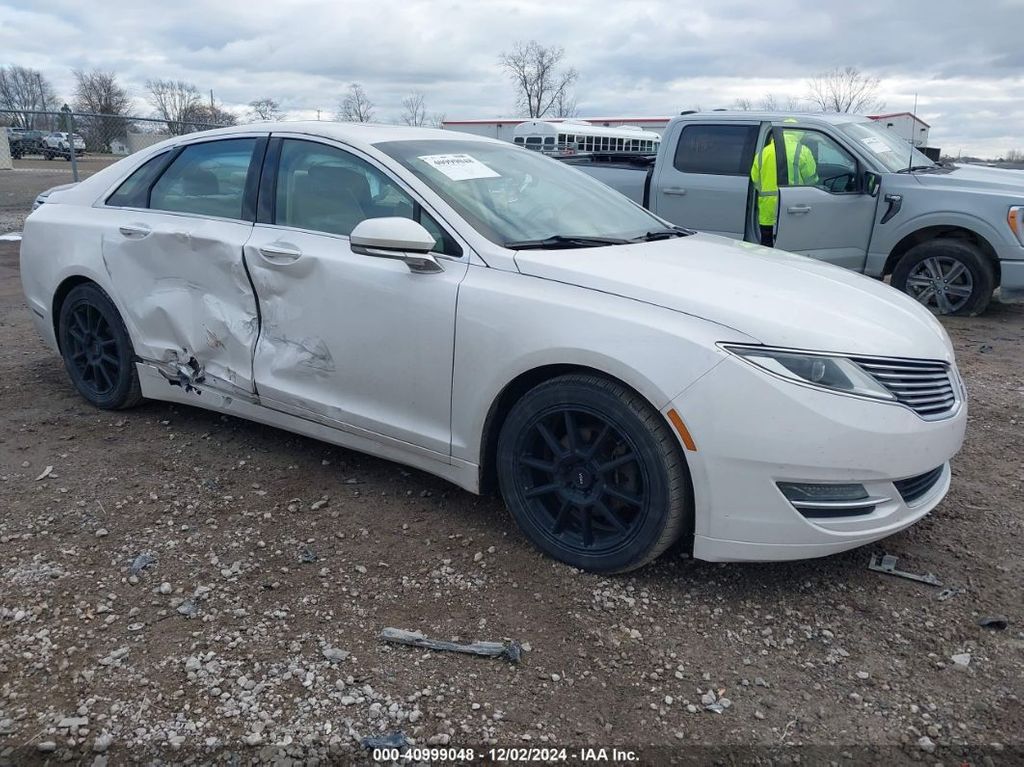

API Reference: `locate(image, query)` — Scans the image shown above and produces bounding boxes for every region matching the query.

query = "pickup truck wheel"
[58,283,143,410]
[497,374,691,573]
[43,150,53,160]
[892,240,995,316]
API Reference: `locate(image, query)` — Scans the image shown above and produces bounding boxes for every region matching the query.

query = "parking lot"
[0,167,1022,763]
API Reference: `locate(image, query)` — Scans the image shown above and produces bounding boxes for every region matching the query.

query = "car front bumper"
[668,355,967,562]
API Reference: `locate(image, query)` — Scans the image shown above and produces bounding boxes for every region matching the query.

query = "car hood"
[913,164,1024,195]
[513,233,954,362]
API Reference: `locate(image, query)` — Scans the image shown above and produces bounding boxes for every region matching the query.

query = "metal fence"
[0,107,230,181]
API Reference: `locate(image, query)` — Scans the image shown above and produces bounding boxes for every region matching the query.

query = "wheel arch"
[51,275,98,351]
[477,363,689,496]
[883,225,1001,284]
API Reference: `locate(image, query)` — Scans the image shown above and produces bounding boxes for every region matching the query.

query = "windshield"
[836,121,935,173]
[375,139,668,247]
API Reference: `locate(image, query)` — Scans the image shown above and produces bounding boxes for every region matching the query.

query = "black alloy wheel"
[497,374,691,573]
[58,283,143,409]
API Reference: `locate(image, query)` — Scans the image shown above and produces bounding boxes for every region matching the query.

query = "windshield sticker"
[418,153,501,181]
[861,136,893,153]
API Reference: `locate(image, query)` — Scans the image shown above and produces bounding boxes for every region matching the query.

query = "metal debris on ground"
[380,627,523,664]
[937,587,960,601]
[868,553,942,587]
[299,546,318,564]
[977,615,1008,630]
[129,553,157,576]
[176,599,199,617]
[34,465,53,481]
[360,731,408,750]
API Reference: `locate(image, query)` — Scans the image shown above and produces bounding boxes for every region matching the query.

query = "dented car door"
[244,136,469,457]
[99,137,266,395]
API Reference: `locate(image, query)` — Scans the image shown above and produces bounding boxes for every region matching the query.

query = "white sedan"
[19,123,967,572]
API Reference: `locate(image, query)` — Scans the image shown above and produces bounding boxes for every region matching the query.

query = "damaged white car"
[20,123,966,572]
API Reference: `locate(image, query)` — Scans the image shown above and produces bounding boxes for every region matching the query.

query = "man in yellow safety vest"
[750,131,817,247]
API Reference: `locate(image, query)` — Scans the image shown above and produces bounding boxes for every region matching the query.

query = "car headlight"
[722,345,895,401]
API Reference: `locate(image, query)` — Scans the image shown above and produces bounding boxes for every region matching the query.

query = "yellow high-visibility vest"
[751,132,817,226]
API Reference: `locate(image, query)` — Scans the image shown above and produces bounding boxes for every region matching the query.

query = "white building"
[869,112,930,148]
[442,116,672,142]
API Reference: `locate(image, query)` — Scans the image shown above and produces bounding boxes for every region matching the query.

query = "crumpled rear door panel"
[100,213,259,395]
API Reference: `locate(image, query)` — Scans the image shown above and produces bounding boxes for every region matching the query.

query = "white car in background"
[19,123,967,572]
[41,131,86,160]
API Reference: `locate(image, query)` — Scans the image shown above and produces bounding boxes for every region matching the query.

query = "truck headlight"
[723,345,895,401]
[1008,206,1024,246]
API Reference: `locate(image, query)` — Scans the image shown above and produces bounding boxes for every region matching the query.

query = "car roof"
[172,121,499,151]
[679,110,873,126]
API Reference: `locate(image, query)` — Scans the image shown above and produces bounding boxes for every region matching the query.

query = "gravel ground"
[0,182,1022,764]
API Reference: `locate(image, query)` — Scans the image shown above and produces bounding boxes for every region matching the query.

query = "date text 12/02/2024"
[371,746,640,762]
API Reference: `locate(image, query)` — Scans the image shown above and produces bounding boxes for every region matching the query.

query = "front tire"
[892,240,995,316]
[58,283,143,410]
[497,374,691,573]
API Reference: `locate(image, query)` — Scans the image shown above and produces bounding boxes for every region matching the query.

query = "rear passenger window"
[149,139,257,220]
[673,124,759,176]
[275,139,461,257]
[106,152,171,208]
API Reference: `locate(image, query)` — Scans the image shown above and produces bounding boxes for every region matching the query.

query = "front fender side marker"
[666,408,697,452]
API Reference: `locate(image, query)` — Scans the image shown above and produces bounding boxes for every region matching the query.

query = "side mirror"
[349,217,443,274]
[864,171,881,197]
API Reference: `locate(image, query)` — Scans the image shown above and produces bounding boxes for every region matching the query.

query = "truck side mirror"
[864,171,881,197]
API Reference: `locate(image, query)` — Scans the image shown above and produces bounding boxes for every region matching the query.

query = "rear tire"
[891,240,995,316]
[58,283,143,410]
[496,374,691,573]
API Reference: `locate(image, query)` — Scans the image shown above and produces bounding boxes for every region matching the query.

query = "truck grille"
[851,357,957,419]
[893,465,945,504]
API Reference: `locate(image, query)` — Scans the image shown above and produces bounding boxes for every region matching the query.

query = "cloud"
[1,0,1022,156]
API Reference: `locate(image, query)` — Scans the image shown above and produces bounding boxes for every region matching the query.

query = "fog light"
[778,483,868,503]
[777,482,878,519]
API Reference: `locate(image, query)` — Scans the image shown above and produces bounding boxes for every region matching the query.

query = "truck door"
[650,121,760,239]
[771,126,879,270]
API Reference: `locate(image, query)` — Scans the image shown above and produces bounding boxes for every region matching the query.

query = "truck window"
[673,124,759,176]
[778,129,859,194]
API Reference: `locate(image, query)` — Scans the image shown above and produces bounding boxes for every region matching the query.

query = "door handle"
[663,187,687,196]
[118,224,151,238]
[257,245,303,264]
[787,205,812,214]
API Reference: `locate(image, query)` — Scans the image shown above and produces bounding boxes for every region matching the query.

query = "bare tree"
[0,65,59,128]
[247,97,283,122]
[146,79,203,134]
[552,89,578,118]
[337,83,375,123]
[195,101,238,126]
[733,98,753,111]
[499,40,578,118]
[1006,149,1024,163]
[72,69,132,151]
[806,67,884,114]
[429,112,446,129]
[758,93,779,111]
[400,91,427,126]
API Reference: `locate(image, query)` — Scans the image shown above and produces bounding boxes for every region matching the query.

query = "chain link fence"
[0,107,230,181]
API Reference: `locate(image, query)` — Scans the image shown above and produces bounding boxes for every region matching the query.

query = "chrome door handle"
[257,245,303,264]
[787,205,812,214]
[663,187,687,196]
[118,224,151,238]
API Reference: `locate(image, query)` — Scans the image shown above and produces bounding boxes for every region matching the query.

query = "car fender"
[450,265,753,468]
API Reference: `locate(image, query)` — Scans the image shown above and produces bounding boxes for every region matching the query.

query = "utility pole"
[210,89,215,112]
[316,108,321,121]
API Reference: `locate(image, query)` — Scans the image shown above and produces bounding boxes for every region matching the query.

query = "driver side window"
[780,129,859,194]
[275,139,461,256]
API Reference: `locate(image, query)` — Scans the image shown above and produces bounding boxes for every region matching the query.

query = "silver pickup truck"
[567,111,1024,315]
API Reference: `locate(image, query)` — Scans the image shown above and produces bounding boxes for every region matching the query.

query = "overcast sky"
[3,0,1023,157]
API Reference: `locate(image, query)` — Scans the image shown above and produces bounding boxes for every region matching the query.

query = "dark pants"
[759,225,775,248]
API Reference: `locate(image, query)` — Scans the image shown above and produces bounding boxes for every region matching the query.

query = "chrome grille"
[851,357,957,419]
